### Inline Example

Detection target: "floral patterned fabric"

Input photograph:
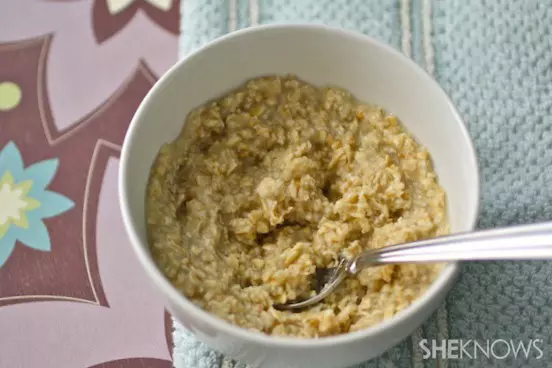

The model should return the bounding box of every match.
[0,142,74,266]
[0,0,178,366]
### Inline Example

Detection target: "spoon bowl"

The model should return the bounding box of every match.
[273,221,552,311]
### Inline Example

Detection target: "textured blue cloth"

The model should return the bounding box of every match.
[176,1,552,367]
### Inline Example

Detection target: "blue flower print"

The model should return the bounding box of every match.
[0,141,75,267]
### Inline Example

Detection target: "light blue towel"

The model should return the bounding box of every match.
[176,1,552,367]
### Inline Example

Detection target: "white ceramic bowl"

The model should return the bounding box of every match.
[119,24,480,368]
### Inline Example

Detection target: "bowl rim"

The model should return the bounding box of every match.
[119,23,480,347]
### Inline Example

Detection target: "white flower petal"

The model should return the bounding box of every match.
[0,181,27,225]
[106,0,135,15]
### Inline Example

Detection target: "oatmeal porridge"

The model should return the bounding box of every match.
[146,75,448,338]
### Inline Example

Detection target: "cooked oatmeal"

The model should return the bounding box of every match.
[146,75,448,338]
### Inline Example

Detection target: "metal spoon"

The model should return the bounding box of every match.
[273,221,552,311]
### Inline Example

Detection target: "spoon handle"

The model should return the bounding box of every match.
[348,221,552,273]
